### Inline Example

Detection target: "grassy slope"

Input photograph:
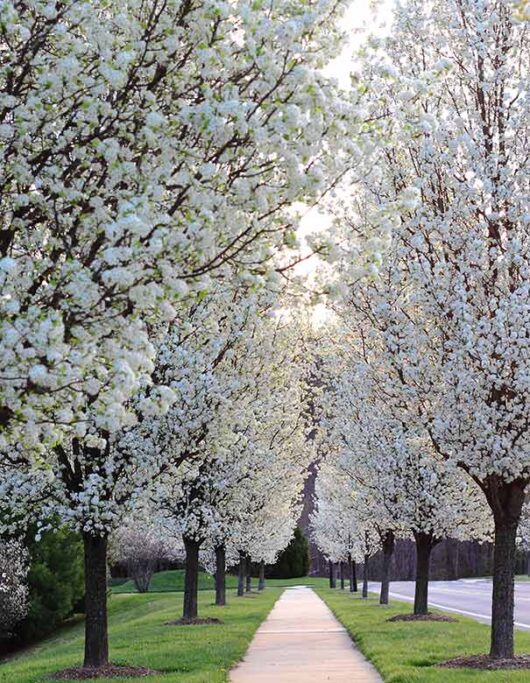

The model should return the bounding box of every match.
[0,588,281,683]
[8,570,529,683]
[112,569,329,594]
[317,587,530,683]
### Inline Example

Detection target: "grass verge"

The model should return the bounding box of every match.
[316,587,530,682]
[0,588,281,683]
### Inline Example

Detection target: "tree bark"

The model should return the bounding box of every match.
[348,553,357,593]
[245,555,252,593]
[339,561,345,590]
[215,544,226,607]
[130,561,154,594]
[329,559,336,588]
[489,521,519,657]
[362,553,369,598]
[258,561,265,591]
[237,550,245,597]
[480,476,526,659]
[379,531,395,606]
[183,535,200,620]
[83,533,109,669]
[526,550,530,578]
[413,532,436,615]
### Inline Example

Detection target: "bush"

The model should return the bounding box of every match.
[16,526,84,643]
[266,527,310,579]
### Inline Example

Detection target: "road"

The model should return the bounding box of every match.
[368,579,530,631]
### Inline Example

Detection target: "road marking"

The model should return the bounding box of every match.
[386,591,530,631]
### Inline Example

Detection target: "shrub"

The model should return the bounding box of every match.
[16,526,84,643]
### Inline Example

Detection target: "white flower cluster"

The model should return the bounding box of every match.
[0,539,29,638]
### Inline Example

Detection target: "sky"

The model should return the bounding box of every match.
[294,1,394,324]
[296,0,394,274]
[324,0,393,86]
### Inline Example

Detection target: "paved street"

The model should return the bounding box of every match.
[368,579,530,630]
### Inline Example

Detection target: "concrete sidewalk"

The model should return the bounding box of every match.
[230,587,382,683]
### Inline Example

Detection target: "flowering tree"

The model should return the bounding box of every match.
[153,297,311,619]
[0,0,356,670]
[311,459,379,595]
[317,330,492,612]
[325,0,529,660]
[0,539,29,641]
[0,0,353,451]
[110,518,183,594]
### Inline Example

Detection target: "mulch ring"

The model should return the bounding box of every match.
[165,617,223,626]
[439,654,530,670]
[387,612,457,623]
[52,665,158,679]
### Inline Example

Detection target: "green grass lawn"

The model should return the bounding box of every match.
[317,587,530,682]
[8,572,527,683]
[111,570,239,594]
[0,588,281,683]
[112,569,329,594]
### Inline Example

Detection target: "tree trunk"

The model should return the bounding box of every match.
[526,550,530,578]
[183,535,200,620]
[131,560,154,594]
[482,477,526,659]
[83,533,109,669]
[329,559,336,588]
[490,521,519,657]
[340,561,345,590]
[258,561,265,591]
[413,532,436,615]
[215,544,226,607]
[348,553,357,593]
[379,531,395,605]
[245,555,252,593]
[362,554,369,598]
[237,551,245,597]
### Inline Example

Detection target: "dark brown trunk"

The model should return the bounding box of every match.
[237,551,245,596]
[362,554,369,598]
[482,476,526,659]
[490,522,518,657]
[215,544,226,607]
[258,561,265,591]
[413,532,435,615]
[526,551,530,578]
[339,561,345,590]
[183,536,200,620]
[348,553,357,592]
[329,560,336,588]
[83,533,109,669]
[245,555,252,593]
[380,531,395,605]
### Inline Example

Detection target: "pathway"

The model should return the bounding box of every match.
[230,587,382,683]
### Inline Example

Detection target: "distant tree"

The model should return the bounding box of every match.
[110,520,183,594]
[267,528,310,579]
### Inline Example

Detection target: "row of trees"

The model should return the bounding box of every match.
[312,0,529,662]
[1,0,528,672]
[0,0,356,673]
